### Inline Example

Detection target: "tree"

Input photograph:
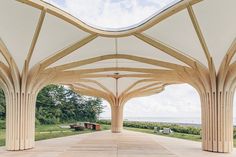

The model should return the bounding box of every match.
[0,89,5,120]
[36,85,104,124]
[0,85,104,124]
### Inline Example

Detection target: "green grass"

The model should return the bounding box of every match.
[0,123,97,146]
[36,124,72,132]
[124,127,201,142]
[35,129,93,141]
[35,124,96,141]
[0,129,5,146]
[100,124,111,130]
[96,123,203,142]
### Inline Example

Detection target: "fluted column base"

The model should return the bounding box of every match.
[111,105,124,133]
[201,91,234,153]
[6,92,36,150]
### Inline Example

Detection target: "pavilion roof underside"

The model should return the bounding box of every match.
[0,0,236,99]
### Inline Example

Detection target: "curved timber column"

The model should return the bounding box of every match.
[200,90,234,153]
[111,104,124,133]
[5,92,37,150]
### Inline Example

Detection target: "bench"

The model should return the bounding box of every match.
[84,122,101,131]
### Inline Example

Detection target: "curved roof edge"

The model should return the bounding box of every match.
[42,0,181,32]
[19,0,202,37]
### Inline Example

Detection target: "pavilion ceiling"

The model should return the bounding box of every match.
[0,0,236,102]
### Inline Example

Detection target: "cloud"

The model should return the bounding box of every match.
[44,0,180,30]
[101,84,236,118]
[101,84,202,118]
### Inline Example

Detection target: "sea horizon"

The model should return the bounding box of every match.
[100,116,236,125]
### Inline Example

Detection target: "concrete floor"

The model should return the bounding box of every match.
[0,130,235,157]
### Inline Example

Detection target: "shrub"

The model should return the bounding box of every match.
[35,119,41,126]
[74,126,85,131]
[97,120,201,135]
[38,117,60,125]
[0,120,5,129]
[234,128,236,139]
[70,124,77,129]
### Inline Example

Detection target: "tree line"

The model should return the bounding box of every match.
[0,85,104,125]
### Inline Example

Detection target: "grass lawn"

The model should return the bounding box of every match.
[0,124,97,147]
[100,124,111,130]
[0,129,5,146]
[124,127,202,142]
[100,124,202,142]
[35,124,94,141]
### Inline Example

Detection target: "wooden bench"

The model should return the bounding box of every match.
[84,122,101,131]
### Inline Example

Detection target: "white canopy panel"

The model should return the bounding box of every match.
[117,36,189,66]
[31,13,89,68]
[192,0,236,70]
[144,9,208,66]
[0,0,40,71]
[50,37,116,67]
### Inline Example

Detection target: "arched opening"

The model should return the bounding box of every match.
[99,84,202,144]
[1,83,104,149]
[123,84,202,141]
[34,84,104,141]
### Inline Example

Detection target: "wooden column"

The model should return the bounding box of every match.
[111,104,124,133]
[201,90,234,153]
[5,92,37,150]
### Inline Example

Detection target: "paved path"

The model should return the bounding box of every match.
[0,130,235,157]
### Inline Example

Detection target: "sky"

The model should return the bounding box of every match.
[44,0,236,118]
[101,84,202,118]
[44,0,180,30]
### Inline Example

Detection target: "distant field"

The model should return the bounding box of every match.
[124,127,202,141]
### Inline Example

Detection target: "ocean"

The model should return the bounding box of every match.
[100,117,236,125]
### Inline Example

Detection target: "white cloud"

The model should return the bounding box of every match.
[101,84,202,118]
[101,84,236,118]
[44,0,180,30]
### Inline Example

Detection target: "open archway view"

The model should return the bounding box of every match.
[99,84,236,146]
[0,85,104,147]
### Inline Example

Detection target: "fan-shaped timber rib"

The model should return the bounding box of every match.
[120,79,162,96]
[50,54,189,71]
[134,33,206,69]
[0,39,20,92]
[38,34,98,70]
